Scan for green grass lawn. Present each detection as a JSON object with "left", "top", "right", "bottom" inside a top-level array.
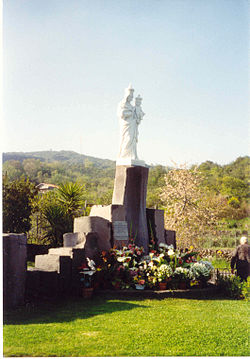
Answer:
[{"left": 3, "top": 295, "right": 249, "bottom": 357}]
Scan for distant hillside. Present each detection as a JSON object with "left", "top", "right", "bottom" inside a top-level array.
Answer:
[
  {"left": 3, "top": 150, "right": 115, "bottom": 169},
  {"left": 2, "top": 151, "right": 249, "bottom": 210}
]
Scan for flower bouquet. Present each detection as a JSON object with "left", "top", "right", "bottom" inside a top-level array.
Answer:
[
  {"left": 79, "top": 258, "right": 96, "bottom": 298},
  {"left": 173, "top": 267, "right": 193, "bottom": 289},
  {"left": 190, "top": 261, "right": 214, "bottom": 287},
  {"left": 133, "top": 268, "right": 146, "bottom": 290},
  {"left": 156, "top": 264, "right": 173, "bottom": 290}
]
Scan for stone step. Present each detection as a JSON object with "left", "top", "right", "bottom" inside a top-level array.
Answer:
[{"left": 48, "top": 247, "right": 73, "bottom": 257}]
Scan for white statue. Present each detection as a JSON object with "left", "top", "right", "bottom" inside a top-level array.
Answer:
[
  {"left": 134, "top": 95, "right": 145, "bottom": 144},
  {"left": 117, "top": 85, "right": 145, "bottom": 164}
]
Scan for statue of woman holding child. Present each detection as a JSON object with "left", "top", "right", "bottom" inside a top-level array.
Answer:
[{"left": 117, "top": 84, "right": 145, "bottom": 162}]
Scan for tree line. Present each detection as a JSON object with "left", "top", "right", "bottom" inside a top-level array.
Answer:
[{"left": 2, "top": 153, "right": 249, "bottom": 247}]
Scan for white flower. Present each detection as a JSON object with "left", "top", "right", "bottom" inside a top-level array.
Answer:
[
  {"left": 87, "top": 258, "right": 96, "bottom": 271},
  {"left": 174, "top": 267, "right": 193, "bottom": 279},
  {"left": 157, "top": 264, "right": 173, "bottom": 279},
  {"left": 168, "top": 249, "right": 175, "bottom": 256},
  {"left": 190, "top": 262, "right": 212, "bottom": 280}
]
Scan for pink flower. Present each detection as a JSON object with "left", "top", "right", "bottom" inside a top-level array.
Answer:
[{"left": 138, "top": 279, "right": 145, "bottom": 285}]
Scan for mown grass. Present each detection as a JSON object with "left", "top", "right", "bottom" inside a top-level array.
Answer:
[
  {"left": 3, "top": 295, "right": 249, "bottom": 357},
  {"left": 211, "top": 257, "right": 230, "bottom": 269}
]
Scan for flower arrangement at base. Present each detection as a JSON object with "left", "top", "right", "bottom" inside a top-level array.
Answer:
[
  {"left": 93, "top": 240, "right": 213, "bottom": 291},
  {"left": 95, "top": 239, "right": 145, "bottom": 290}
]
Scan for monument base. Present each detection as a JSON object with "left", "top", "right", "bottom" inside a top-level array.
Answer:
[
  {"left": 112, "top": 165, "right": 149, "bottom": 253},
  {"left": 116, "top": 158, "right": 147, "bottom": 167}
]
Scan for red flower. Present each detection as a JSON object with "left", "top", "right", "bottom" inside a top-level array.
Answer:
[{"left": 178, "top": 259, "right": 183, "bottom": 265}]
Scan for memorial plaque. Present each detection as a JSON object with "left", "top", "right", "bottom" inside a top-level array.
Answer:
[{"left": 113, "top": 221, "right": 129, "bottom": 241}]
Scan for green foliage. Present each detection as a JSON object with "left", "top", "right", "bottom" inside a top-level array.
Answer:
[
  {"left": 3, "top": 176, "right": 37, "bottom": 233},
  {"left": 2, "top": 152, "right": 249, "bottom": 242},
  {"left": 221, "top": 176, "right": 249, "bottom": 200},
  {"left": 197, "top": 156, "right": 250, "bottom": 201},
  {"left": 31, "top": 183, "right": 86, "bottom": 246},
  {"left": 3, "top": 152, "right": 249, "bottom": 216},
  {"left": 40, "top": 198, "right": 72, "bottom": 247},
  {"left": 216, "top": 273, "right": 249, "bottom": 300},
  {"left": 57, "top": 182, "right": 86, "bottom": 217},
  {"left": 2, "top": 160, "right": 25, "bottom": 181},
  {"left": 3, "top": 297, "right": 249, "bottom": 356}
]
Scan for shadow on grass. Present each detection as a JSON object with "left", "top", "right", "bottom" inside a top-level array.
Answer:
[
  {"left": 93, "top": 285, "right": 225, "bottom": 301},
  {"left": 3, "top": 296, "right": 149, "bottom": 326}
]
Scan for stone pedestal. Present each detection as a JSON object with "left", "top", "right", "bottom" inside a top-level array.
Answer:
[
  {"left": 112, "top": 165, "right": 149, "bottom": 253},
  {"left": 3, "top": 234, "right": 27, "bottom": 308},
  {"left": 90, "top": 204, "right": 126, "bottom": 222},
  {"left": 165, "top": 230, "right": 177, "bottom": 249},
  {"left": 146, "top": 209, "right": 165, "bottom": 245},
  {"left": 74, "top": 216, "right": 111, "bottom": 252}
]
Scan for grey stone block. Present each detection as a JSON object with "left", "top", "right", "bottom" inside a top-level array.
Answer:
[
  {"left": 74, "top": 216, "right": 111, "bottom": 252},
  {"left": 146, "top": 209, "right": 165, "bottom": 245},
  {"left": 112, "top": 165, "right": 149, "bottom": 253},
  {"left": 26, "top": 268, "right": 41, "bottom": 295},
  {"left": 35, "top": 254, "right": 61, "bottom": 272},
  {"left": 90, "top": 204, "right": 126, "bottom": 222},
  {"left": 35, "top": 253, "right": 72, "bottom": 273},
  {"left": 58, "top": 256, "right": 72, "bottom": 293},
  {"left": 63, "top": 232, "right": 79, "bottom": 247},
  {"left": 3, "top": 233, "right": 27, "bottom": 308},
  {"left": 112, "top": 221, "right": 129, "bottom": 249},
  {"left": 38, "top": 270, "right": 60, "bottom": 297},
  {"left": 48, "top": 247, "right": 73, "bottom": 257},
  {"left": 165, "top": 230, "right": 176, "bottom": 249}
]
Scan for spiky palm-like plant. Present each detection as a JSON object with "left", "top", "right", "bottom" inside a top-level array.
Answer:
[
  {"left": 56, "top": 182, "right": 86, "bottom": 230},
  {"left": 42, "top": 203, "right": 72, "bottom": 247}
]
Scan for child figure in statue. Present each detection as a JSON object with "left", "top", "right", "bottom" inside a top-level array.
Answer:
[{"left": 134, "top": 95, "right": 145, "bottom": 143}]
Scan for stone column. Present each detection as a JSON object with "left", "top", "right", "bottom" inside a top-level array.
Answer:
[
  {"left": 112, "top": 165, "right": 149, "bottom": 253},
  {"left": 3, "top": 233, "right": 27, "bottom": 308}
]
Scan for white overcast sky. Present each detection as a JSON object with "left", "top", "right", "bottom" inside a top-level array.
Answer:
[{"left": 2, "top": 0, "right": 249, "bottom": 166}]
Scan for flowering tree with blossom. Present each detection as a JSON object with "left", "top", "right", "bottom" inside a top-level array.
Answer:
[{"left": 160, "top": 164, "right": 227, "bottom": 247}]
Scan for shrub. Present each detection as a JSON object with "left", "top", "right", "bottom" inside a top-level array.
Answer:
[
  {"left": 3, "top": 176, "right": 37, "bottom": 233},
  {"left": 216, "top": 273, "right": 250, "bottom": 300}
]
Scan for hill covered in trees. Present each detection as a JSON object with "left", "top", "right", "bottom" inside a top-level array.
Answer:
[
  {"left": 3, "top": 151, "right": 249, "bottom": 247},
  {"left": 2, "top": 151, "right": 249, "bottom": 210}
]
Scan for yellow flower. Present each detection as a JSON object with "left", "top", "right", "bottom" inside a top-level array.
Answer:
[{"left": 189, "top": 245, "right": 194, "bottom": 250}]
